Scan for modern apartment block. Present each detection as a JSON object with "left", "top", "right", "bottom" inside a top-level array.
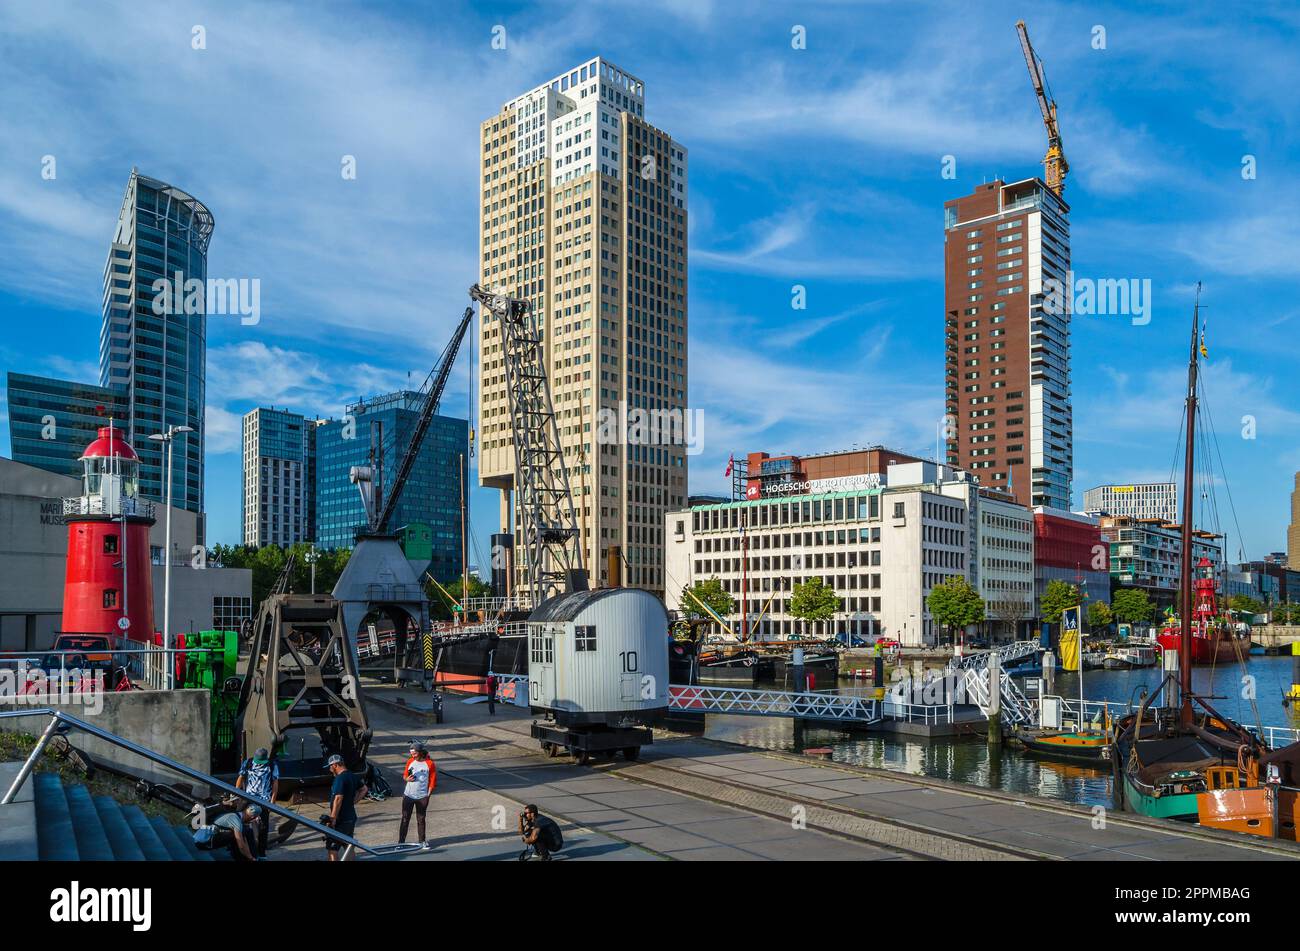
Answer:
[
  {"left": 1099, "top": 515, "right": 1222, "bottom": 606},
  {"left": 314, "top": 391, "right": 467, "bottom": 581},
  {"left": 1083, "top": 482, "right": 1177, "bottom": 523},
  {"left": 477, "top": 58, "right": 688, "bottom": 596},
  {"left": 943, "top": 179, "right": 1073, "bottom": 511},
  {"left": 100, "top": 169, "right": 213, "bottom": 517},
  {"left": 666, "top": 462, "right": 1035, "bottom": 648},
  {"left": 1288, "top": 472, "right": 1300, "bottom": 570},
  {"left": 241, "top": 408, "right": 317, "bottom": 547},
  {"left": 6, "top": 373, "right": 129, "bottom": 479}
]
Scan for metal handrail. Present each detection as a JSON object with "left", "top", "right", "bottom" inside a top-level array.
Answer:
[
  {"left": 881, "top": 700, "right": 955, "bottom": 724},
  {"left": 0, "top": 707, "right": 383, "bottom": 858}
]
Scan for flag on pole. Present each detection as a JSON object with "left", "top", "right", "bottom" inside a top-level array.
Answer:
[
  {"left": 1060, "top": 605, "right": 1082, "bottom": 672},
  {"left": 724, "top": 454, "right": 734, "bottom": 477}
]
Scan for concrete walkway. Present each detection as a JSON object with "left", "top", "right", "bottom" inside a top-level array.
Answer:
[
  {"left": 271, "top": 682, "right": 1300, "bottom": 862},
  {"left": 269, "top": 684, "right": 909, "bottom": 861}
]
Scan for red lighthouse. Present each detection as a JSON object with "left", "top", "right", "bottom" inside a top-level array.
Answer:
[{"left": 61, "top": 423, "right": 156, "bottom": 641}]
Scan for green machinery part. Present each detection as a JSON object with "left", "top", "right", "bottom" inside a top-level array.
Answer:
[{"left": 181, "top": 630, "right": 241, "bottom": 761}]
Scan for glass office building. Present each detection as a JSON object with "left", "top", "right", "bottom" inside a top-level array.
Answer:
[
  {"left": 6, "top": 373, "right": 130, "bottom": 478},
  {"left": 314, "top": 390, "right": 467, "bottom": 581},
  {"left": 100, "top": 169, "right": 213, "bottom": 515}
]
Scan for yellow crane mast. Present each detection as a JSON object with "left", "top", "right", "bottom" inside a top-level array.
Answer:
[{"left": 1015, "top": 19, "right": 1069, "bottom": 197}]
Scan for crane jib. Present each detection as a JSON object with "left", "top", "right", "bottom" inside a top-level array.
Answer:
[{"left": 372, "top": 304, "right": 475, "bottom": 534}]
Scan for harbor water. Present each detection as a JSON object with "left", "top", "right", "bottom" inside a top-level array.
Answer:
[{"left": 703, "top": 654, "right": 1300, "bottom": 810}]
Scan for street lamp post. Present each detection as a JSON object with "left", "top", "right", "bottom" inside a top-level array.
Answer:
[
  {"left": 149, "top": 424, "right": 194, "bottom": 690},
  {"left": 306, "top": 543, "right": 319, "bottom": 594}
]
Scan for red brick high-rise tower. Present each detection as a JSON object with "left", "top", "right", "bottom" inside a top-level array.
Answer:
[{"left": 943, "top": 179, "right": 1073, "bottom": 510}]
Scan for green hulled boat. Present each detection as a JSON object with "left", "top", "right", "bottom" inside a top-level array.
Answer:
[
  {"left": 1015, "top": 727, "right": 1111, "bottom": 765},
  {"left": 1112, "top": 289, "right": 1264, "bottom": 823}
]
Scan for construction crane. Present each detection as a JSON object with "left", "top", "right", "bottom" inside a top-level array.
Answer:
[
  {"left": 470, "top": 284, "right": 588, "bottom": 606},
  {"left": 353, "top": 303, "right": 475, "bottom": 534},
  {"left": 1016, "top": 19, "right": 1069, "bottom": 197}
]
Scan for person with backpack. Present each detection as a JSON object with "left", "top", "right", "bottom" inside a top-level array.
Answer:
[
  {"left": 398, "top": 741, "right": 436, "bottom": 847},
  {"left": 235, "top": 746, "right": 279, "bottom": 856},
  {"left": 518, "top": 804, "right": 562, "bottom": 861}
]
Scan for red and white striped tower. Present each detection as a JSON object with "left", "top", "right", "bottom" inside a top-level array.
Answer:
[{"left": 61, "top": 423, "right": 156, "bottom": 640}]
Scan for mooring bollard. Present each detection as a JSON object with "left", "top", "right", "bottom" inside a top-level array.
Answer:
[{"left": 987, "top": 654, "right": 1002, "bottom": 748}]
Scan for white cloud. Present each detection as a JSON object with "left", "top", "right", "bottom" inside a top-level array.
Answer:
[{"left": 204, "top": 405, "right": 242, "bottom": 455}]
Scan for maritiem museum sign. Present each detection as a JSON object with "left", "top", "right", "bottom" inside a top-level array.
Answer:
[{"left": 746, "top": 473, "right": 884, "bottom": 500}]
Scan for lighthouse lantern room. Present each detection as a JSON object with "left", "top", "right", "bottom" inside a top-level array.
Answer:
[{"left": 61, "top": 423, "right": 157, "bottom": 641}]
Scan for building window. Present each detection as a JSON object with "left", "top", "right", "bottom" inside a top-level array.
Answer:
[
  {"left": 103, "top": 589, "right": 118, "bottom": 609},
  {"left": 103, "top": 535, "right": 119, "bottom": 555},
  {"left": 575, "top": 625, "right": 596, "bottom": 651},
  {"left": 212, "top": 596, "right": 253, "bottom": 633}
]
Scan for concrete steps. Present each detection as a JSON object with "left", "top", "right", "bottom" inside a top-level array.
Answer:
[{"left": 0, "top": 764, "right": 220, "bottom": 861}]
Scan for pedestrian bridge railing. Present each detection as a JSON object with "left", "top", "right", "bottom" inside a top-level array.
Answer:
[
  {"left": 669, "top": 684, "right": 880, "bottom": 723},
  {"left": 880, "top": 701, "right": 955, "bottom": 725},
  {"left": 948, "top": 640, "right": 1041, "bottom": 672}
]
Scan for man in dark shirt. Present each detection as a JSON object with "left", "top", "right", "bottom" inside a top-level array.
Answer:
[
  {"left": 518, "top": 804, "right": 562, "bottom": 861},
  {"left": 324, "top": 753, "right": 368, "bottom": 862}
]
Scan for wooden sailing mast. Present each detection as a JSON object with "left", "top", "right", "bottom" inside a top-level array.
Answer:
[{"left": 1177, "top": 284, "right": 1202, "bottom": 727}]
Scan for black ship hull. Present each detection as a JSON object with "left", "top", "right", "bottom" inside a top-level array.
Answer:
[{"left": 432, "top": 634, "right": 528, "bottom": 693}]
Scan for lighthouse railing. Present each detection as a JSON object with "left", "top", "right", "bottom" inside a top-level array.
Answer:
[{"left": 62, "top": 495, "right": 156, "bottom": 518}]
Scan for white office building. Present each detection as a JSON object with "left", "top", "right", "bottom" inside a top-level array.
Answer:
[
  {"left": 665, "top": 462, "right": 1035, "bottom": 648},
  {"left": 1083, "top": 482, "right": 1178, "bottom": 523}
]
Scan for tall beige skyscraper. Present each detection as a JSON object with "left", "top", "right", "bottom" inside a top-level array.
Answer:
[
  {"left": 478, "top": 58, "right": 689, "bottom": 596},
  {"left": 1289, "top": 472, "right": 1300, "bottom": 570}
]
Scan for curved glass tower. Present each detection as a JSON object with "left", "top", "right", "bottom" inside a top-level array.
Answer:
[{"left": 99, "top": 169, "right": 213, "bottom": 521}]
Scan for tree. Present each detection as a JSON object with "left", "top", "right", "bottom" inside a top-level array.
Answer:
[
  {"left": 209, "top": 542, "right": 352, "bottom": 607},
  {"left": 428, "top": 573, "right": 493, "bottom": 620},
  {"left": 1227, "top": 594, "right": 1264, "bottom": 617},
  {"left": 1087, "top": 600, "right": 1113, "bottom": 632},
  {"left": 1039, "top": 580, "right": 1081, "bottom": 627},
  {"left": 926, "top": 576, "right": 984, "bottom": 646},
  {"left": 681, "top": 577, "right": 736, "bottom": 630},
  {"left": 1111, "top": 588, "right": 1156, "bottom": 626},
  {"left": 789, "top": 577, "right": 841, "bottom": 640},
  {"left": 989, "top": 597, "right": 1033, "bottom": 642}
]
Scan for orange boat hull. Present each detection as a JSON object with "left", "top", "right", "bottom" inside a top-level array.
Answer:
[{"left": 1197, "top": 786, "right": 1299, "bottom": 840}]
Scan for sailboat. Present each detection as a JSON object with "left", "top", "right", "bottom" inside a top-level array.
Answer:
[
  {"left": 1015, "top": 607, "right": 1112, "bottom": 765},
  {"left": 1112, "top": 288, "right": 1297, "bottom": 826}
]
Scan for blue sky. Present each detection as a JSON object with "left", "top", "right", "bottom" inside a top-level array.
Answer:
[{"left": 2, "top": 0, "right": 1298, "bottom": 566}]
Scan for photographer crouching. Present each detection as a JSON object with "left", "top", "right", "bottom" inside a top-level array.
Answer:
[{"left": 518, "top": 804, "right": 563, "bottom": 861}]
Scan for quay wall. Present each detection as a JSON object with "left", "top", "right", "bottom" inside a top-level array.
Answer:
[{"left": 1, "top": 688, "right": 211, "bottom": 789}]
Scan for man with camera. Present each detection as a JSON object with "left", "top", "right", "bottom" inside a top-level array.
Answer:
[{"left": 518, "top": 804, "right": 563, "bottom": 861}]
